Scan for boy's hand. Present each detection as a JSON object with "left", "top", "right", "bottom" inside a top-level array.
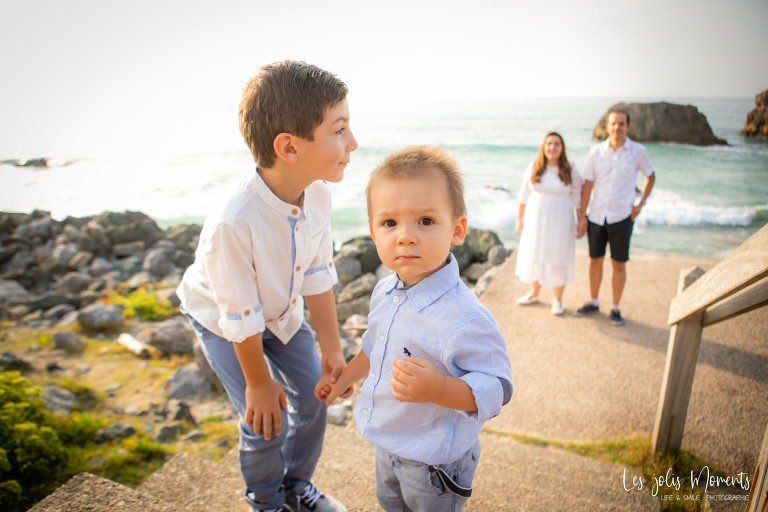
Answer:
[
  {"left": 244, "top": 379, "right": 287, "bottom": 441},
  {"left": 321, "top": 349, "right": 347, "bottom": 385},
  {"left": 391, "top": 357, "right": 445, "bottom": 404}
]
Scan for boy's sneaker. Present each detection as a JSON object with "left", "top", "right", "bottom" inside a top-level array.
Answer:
[
  {"left": 609, "top": 309, "right": 625, "bottom": 326},
  {"left": 287, "top": 483, "right": 348, "bottom": 512},
  {"left": 551, "top": 300, "right": 565, "bottom": 316},
  {"left": 576, "top": 303, "right": 599, "bottom": 315}
]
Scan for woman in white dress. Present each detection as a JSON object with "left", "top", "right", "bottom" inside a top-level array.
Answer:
[{"left": 515, "top": 132, "right": 583, "bottom": 315}]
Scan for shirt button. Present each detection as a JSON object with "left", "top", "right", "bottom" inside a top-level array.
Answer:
[
  {"left": 295, "top": 226, "right": 300, "bottom": 232},
  {"left": 244, "top": 309, "right": 250, "bottom": 316},
  {"left": 296, "top": 266, "right": 301, "bottom": 271},
  {"left": 328, "top": 262, "right": 333, "bottom": 268},
  {"left": 362, "top": 409, "right": 369, "bottom": 416},
  {"left": 378, "top": 335, "right": 384, "bottom": 342},
  {"left": 392, "top": 296, "right": 400, "bottom": 304},
  {"left": 292, "top": 298, "right": 297, "bottom": 305},
  {"left": 292, "top": 208, "right": 298, "bottom": 215},
  {"left": 369, "top": 373, "right": 376, "bottom": 379}
]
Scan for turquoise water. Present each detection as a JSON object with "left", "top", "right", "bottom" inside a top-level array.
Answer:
[{"left": 1, "top": 97, "right": 766, "bottom": 259}]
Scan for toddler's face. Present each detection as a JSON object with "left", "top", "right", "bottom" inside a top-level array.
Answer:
[{"left": 368, "top": 170, "right": 466, "bottom": 286}]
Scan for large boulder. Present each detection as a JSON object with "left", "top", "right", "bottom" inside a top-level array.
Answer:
[
  {"left": 741, "top": 89, "right": 768, "bottom": 139},
  {"left": 138, "top": 317, "right": 195, "bottom": 354},
  {"left": 77, "top": 303, "right": 124, "bottom": 332},
  {"left": 593, "top": 102, "right": 726, "bottom": 146},
  {"left": 339, "top": 236, "right": 381, "bottom": 274},
  {"left": 0, "top": 279, "right": 34, "bottom": 307},
  {"left": 96, "top": 211, "right": 164, "bottom": 246},
  {"left": 461, "top": 227, "right": 502, "bottom": 264}
]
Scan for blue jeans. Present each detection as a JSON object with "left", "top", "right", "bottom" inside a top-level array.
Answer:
[
  {"left": 375, "top": 441, "right": 480, "bottom": 512},
  {"left": 185, "top": 314, "right": 326, "bottom": 510}
]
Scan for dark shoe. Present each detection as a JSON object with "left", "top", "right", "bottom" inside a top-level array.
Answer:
[
  {"left": 287, "top": 483, "right": 348, "bottom": 512},
  {"left": 576, "top": 303, "right": 599, "bottom": 315},
  {"left": 609, "top": 309, "right": 625, "bottom": 326}
]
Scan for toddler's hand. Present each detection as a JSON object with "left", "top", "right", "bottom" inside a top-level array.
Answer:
[
  {"left": 391, "top": 357, "right": 444, "bottom": 404},
  {"left": 314, "top": 372, "right": 353, "bottom": 404}
]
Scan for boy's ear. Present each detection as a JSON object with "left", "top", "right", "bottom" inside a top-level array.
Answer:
[
  {"left": 451, "top": 216, "right": 468, "bottom": 246},
  {"left": 368, "top": 220, "right": 375, "bottom": 241},
  {"left": 273, "top": 133, "right": 298, "bottom": 163}
]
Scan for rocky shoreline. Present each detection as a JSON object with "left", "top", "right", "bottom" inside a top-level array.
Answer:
[{"left": 0, "top": 209, "right": 512, "bottom": 436}]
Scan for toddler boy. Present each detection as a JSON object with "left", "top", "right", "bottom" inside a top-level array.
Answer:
[
  {"left": 318, "top": 146, "right": 513, "bottom": 511},
  {"left": 177, "top": 60, "right": 357, "bottom": 512}
]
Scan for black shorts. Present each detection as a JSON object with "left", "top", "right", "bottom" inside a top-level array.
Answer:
[{"left": 587, "top": 216, "right": 634, "bottom": 262}]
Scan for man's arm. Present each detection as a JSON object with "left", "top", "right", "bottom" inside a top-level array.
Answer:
[
  {"left": 631, "top": 172, "right": 655, "bottom": 220},
  {"left": 577, "top": 179, "right": 594, "bottom": 238},
  {"left": 304, "top": 289, "right": 346, "bottom": 382},
  {"left": 233, "top": 333, "right": 286, "bottom": 441}
]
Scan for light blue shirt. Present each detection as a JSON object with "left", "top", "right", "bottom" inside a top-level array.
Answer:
[{"left": 353, "top": 253, "right": 513, "bottom": 465}]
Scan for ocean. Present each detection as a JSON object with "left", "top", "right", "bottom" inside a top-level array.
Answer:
[{"left": 2, "top": 97, "right": 766, "bottom": 259}]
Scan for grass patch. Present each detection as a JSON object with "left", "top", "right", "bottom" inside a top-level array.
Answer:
[
  {"left": 105, "top": 285, "right": 175, "bottom": 322},
  {"left": 483, "top": 428, "right": 747, "bottom": 511}
]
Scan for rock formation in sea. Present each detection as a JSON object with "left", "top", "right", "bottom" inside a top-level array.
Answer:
[
  {"left": 741, "top": 89, "right": 768, "bottom": 139},
  {"left": 592, "top": 102, "right": 726, "bottom": 146}
]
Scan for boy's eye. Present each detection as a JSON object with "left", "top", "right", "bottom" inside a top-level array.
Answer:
[
  {"left": 336, "top": 127, "right": 346, "bottom": 135},
  {"left": 382, "top": 219, "right": 396, "bottom": 228},
  {"left": 419, "top": 217, "right": 434, "bottom": 226}
]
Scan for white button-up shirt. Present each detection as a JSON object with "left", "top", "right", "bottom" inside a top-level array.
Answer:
[
  {"left": 354, "top": 254, "right": 513, "bottom": 465},
  {"left": 177, "top": 169, "right": 338, "bottom": 344},
  {"left": 583, "top": 138, "right": 654, "bottom": 225}
]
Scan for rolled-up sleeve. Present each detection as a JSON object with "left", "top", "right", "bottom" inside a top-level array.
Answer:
[
  {"left": 445, "top": 317, "right": 513, "bottom": 422},
  {"left": 205, "top": 222, "right": 265, "bottom": 342},
  {"left": 636, "top": 145, "right": 654, "bottom": 177},
  {"left": 301, "top": 224, "right": 338, "bottom": 296}
]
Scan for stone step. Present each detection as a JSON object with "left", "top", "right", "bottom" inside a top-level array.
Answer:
[
  {"left": 138, "top": 451, "right": 249, "bottom": 512},
  {"left": 28, "top": 472, "right": 174, "bottom": 512}
]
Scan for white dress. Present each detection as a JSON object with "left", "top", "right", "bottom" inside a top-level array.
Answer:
[{"left": 515, "top": 163, "right": 583, "bottom": 287}]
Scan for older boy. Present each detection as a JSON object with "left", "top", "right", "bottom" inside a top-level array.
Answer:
[
  {"left": 318, "top": 146, "right": 513, "bottom": 511},
  {"left": 177, "top": 61, "right": 357, "bottom": 512}
]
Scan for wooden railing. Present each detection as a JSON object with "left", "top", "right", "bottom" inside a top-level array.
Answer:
[{"left": 650, "top": 223, "right": 768, "bottom": 511}]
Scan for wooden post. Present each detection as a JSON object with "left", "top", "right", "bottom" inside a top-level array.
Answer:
[
  {"left": 746, "top": 422, "right": 768, "bottom": 512},
  {"left": 651, "top": 267, "right": 705, "bottom": 455}
]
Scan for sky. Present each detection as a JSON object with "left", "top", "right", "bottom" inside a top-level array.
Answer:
[{"left": 1, "top": 0, "right": 767, "bottom": 158}]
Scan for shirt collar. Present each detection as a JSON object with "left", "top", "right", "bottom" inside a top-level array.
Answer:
[
  {"left": 250, "top": 167, "right": 305, "bottom": 220},
  {"left": 601, "top": 136, "right": 633, "bottom": 153},
  {"left": 385, "top": 253, "right": 461, "bottom": 312}
]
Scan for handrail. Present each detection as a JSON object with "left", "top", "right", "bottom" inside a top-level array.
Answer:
[{"left": 667, "top": 223, "right": 768, "bottom": 326}]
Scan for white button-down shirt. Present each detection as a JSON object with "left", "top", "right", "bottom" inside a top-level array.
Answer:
[
  {"left": 177, "top": 169, "right": 337, "bottom": 344},
  {"left": 354, "top": 254, "right": 513, "bottom": 465},
  {"left": 583, "top": 138, "right": 654, "bottom": 224}
]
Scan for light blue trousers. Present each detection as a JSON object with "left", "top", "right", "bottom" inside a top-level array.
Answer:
[
  {"left": 375, "top": 441, "right": 480, "bottom": 512},
  {"left": 185, "top": 314, "right": 326, "bottom": 510}
]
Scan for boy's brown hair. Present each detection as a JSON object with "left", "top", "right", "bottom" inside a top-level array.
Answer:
[
  {"left": 366, "top": 145, "right": 466, "bottom": 219},
  {"left": 239, "top": 60, "right": 348, "bottom": 168}
]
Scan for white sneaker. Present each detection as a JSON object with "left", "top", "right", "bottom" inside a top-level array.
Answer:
[
  {"left": 551, "top": 301, "right": 564, "bottom": 316},
  {"left": 517, "top": 293, "right": 539, "bottom": 305}
]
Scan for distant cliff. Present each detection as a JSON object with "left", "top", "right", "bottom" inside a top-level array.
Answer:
[
  {"left": 741, "top": 90, "right": 768, "bottom": 139},
  {"left": 593, "top": 102, "right": 726, "bottom": 146}
]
